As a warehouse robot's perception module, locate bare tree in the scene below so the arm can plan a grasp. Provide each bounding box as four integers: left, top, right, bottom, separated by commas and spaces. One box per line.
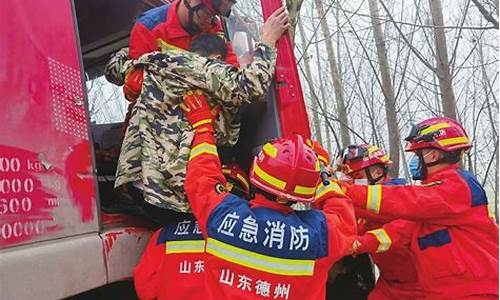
428, 0, 459, 120
368, 0, 401, 176
298, 16, 323, 144
286, 0, 305, 42
471, 0, 499, 28
314, 0, 351, 147
315, 30, 333, 154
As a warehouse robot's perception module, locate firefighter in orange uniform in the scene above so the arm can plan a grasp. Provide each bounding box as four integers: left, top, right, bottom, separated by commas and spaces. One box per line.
180, 91, 357, 300
346, 117, 499, 299
124, 0, 239, 121
338, 144, 425, 299
133, 163, 250, 300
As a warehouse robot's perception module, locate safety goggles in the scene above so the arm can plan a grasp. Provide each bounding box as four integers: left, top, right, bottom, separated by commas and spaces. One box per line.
340, 145, 368, 162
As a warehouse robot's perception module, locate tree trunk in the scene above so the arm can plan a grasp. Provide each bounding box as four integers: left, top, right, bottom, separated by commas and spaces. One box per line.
428, 0, 458, 120
316, 32, 333, 154
368, 0, 400, 176
297, 17, 323, 144
314, 0, 351, 147
286, 0, 304, 43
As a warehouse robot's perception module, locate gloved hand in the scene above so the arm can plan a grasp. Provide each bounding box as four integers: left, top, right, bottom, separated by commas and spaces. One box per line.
180, 90, 219, 133
349, 234, 378, 256
123, 69, 144, 102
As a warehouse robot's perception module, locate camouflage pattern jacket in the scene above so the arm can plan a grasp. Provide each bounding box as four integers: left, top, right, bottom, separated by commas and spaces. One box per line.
111, 43, 276, 212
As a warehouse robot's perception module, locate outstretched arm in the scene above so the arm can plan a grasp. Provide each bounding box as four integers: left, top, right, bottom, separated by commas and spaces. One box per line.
344, 172, 474, 223
130, 7, 289, 106
314, 179, 357, 262
353, 220, 416, 255
181, 91, 228, 236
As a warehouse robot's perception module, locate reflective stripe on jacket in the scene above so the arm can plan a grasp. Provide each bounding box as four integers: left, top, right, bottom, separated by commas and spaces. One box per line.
184, 131, 357, 300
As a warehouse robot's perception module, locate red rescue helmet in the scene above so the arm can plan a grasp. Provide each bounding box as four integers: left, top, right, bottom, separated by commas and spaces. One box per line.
340, 144, 391, 174
250, 134, 321, 203
305, 139, 331, 166
222, 163, 250, 198
404, 117, 471, 152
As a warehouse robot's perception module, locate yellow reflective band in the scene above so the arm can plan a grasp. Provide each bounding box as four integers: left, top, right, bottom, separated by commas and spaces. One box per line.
293, 184, 316, 196
315, 160, 321, 171
330, 181, 346, 195
366, 185, 382, 214
253, 163, 286, 190
315, 183, 329, 200
206, 238, 315, 276
380, 155, 390, 162
368, 228, 392, 253
166, 240, 206, 254
438, 136, 469, 147
420, 122, 450, 135
315, 181, 346, 199
262, 143, 278, 158
192, 119, 212, 128
486, 200, 496, 222
317, 154, 328, 164
367, 145, 378, 154
157, 39, 184, 52
189, 143, 218, 160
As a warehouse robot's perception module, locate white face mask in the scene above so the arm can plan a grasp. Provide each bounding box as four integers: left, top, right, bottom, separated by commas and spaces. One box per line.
353, 178, 369, 185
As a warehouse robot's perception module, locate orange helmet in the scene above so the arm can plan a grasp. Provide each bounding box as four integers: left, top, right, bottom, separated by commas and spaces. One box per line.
404, 117, 471, 152
250, 134, 321, 203
340, 144, 391, 175
222, 163, 250, 198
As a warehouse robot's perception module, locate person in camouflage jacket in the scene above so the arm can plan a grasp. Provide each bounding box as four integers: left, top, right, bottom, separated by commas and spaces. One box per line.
107, 7, 289, 213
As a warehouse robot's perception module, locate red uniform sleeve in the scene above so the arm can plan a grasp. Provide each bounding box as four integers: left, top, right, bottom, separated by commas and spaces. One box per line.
314, 180, 357, 262
346, 173, 472, 223
133, 230, 162, 300
355, 206, 392, 224
323, 196, 357, 262
129, 22, 159, 59
357, 218, 368, 235
184, 131, 228, 236
357, 220, 415, 255
125, 22, 160, 102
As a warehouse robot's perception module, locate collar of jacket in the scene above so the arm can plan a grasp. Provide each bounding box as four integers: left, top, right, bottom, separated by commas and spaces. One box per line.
423, 163, 460, 184
249, 193, 295, 215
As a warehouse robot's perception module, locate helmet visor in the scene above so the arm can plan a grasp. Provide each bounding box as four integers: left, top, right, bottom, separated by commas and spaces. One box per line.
404, 123, 436, 143
341, 145, 368, 163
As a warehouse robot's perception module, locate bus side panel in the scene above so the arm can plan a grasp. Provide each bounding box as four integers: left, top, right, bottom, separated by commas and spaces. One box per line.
0, 0, 98, 248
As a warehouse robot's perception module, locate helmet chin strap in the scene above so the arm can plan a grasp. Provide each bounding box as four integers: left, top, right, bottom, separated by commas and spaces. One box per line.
364, 165, 387, 185
417, 153, 429, 180
183, 0, 205, 35
418, 150, 460, 180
